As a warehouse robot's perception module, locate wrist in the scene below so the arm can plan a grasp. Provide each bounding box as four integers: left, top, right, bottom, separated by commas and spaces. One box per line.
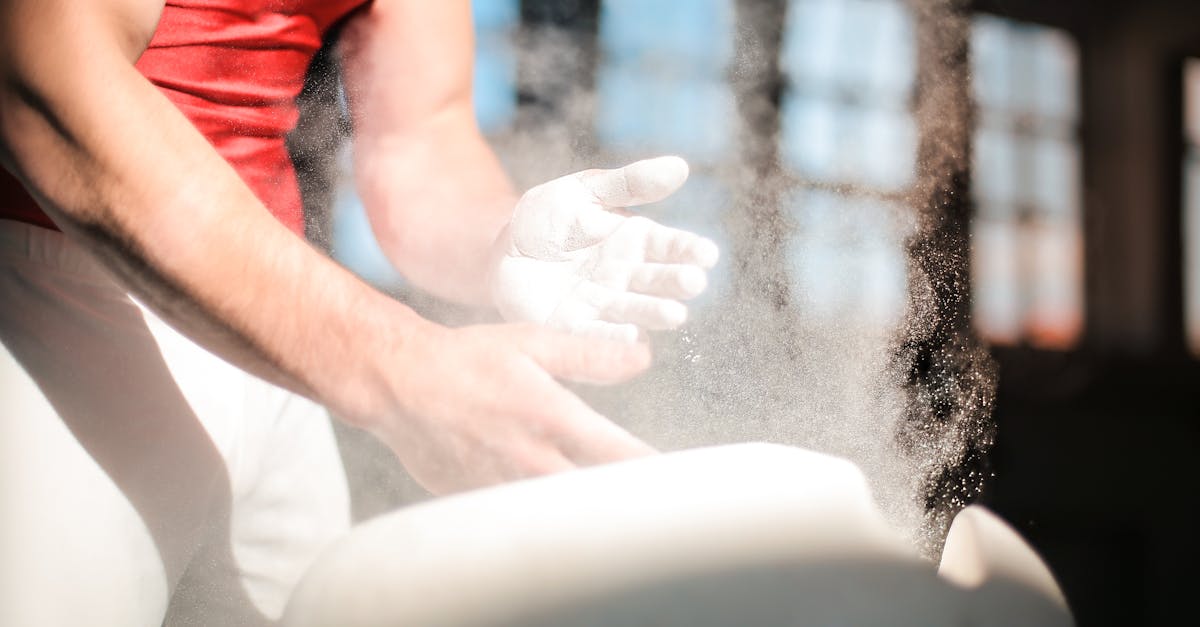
485, 221, 516, 312
326, 291, 447, 430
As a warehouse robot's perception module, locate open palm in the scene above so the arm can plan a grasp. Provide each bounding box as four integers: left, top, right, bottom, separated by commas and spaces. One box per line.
491, 157, 719, 341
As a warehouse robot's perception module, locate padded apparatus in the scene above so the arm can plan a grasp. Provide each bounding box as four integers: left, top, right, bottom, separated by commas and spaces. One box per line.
283, 443, 1072, 627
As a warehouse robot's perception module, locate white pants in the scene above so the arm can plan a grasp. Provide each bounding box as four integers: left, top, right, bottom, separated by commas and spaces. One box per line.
0, 220, 350, 626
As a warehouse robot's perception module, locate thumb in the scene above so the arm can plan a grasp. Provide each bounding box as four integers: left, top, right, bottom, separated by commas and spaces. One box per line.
517, 325, 652, 384
576, 156, 690, 208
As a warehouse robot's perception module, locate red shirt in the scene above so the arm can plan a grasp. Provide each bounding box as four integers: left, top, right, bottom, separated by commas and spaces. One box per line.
0, 0, 368, 235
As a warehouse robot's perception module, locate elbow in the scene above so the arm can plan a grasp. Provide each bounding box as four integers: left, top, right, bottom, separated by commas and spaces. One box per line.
0, 73, 96, 231
0, 0, 160, 178
361, 194, 482, 303
352, 152, 423, 276
0, 76, 73, 233
0, 77, 71, 169
0, 69, 41, 173
362, 198, 429, 279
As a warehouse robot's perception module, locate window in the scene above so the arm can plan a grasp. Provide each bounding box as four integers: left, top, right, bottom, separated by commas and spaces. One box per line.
780, 0, 916, 330
595, 0, 737, 306
970, 15, 1083, 349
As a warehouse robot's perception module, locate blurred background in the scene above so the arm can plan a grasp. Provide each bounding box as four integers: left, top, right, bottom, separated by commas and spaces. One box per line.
287, 0, 1200, 624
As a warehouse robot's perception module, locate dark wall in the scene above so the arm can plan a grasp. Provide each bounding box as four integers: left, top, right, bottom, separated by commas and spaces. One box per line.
971, 1, 1200, 624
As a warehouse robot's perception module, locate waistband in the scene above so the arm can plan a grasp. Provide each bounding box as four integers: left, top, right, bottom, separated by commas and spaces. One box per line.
0, 219, 119, 284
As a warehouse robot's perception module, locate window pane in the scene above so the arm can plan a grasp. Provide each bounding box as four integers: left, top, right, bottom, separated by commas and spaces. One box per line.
839, 0, 915, 100
783, 0, 915, 100
1033, 28, 1080, 123
857, 107, 917, 190
596, 0, 736, 161
971, 15, 1013, 113
973, 125, 1017, 207
1008, 24, 1044, 116
472, 0, 519, 132
1025, 218, 1084, 349
972, 215, 1022, 344
782, 0, 844, 87
595, 69, 735, 161
789, 191, 910, 329
780, 95, 839, 180
1031, 136, 1081, 220
600, 0, 734, 77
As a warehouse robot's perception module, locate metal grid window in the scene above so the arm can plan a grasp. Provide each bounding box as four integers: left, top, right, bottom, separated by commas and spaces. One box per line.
970, 15, 1083, 349
780, 0, 916, 330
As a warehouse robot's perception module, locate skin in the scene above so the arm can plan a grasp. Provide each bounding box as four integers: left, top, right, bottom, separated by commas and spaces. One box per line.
342, 1, 517, 305
0, 0, 655, 495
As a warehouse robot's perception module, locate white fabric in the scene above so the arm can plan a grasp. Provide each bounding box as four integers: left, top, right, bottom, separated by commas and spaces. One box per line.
0, 220, 350, 626
491, 156, 720, 342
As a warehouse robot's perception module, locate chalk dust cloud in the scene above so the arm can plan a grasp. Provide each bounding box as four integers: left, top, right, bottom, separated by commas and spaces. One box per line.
302, 0, 997, 557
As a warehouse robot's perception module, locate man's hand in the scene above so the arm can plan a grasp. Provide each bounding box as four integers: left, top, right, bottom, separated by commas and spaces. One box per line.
370, 323, 657, 494
490, 157, 720, 342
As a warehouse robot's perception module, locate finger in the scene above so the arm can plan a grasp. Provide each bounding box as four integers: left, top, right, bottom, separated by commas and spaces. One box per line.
514, 445, 577, 479
634, 217, 720, 268
628, 263, 709, 300
560, 319, 642, 344
518, 326, 651, 384
572, 281, 688, 329
597, 290, 688, 330
576, 156, 689, 207
453, 432, 577, 492
553, 405, 658, 466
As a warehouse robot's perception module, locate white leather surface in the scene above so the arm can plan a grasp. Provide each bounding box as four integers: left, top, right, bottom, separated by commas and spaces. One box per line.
284, 443, 1073, 627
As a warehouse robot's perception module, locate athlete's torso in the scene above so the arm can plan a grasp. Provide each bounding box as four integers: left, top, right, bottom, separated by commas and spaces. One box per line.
0, 0, 368, 234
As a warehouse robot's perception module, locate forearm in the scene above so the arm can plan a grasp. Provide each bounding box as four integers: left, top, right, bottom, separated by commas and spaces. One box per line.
353, 107, 515, 305
0, 12, 430, 425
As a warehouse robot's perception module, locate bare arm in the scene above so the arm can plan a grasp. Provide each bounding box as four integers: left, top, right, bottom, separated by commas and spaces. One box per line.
0, 0, 653, 492
340, 1, 720, 337
339, 0, 515, 306
0, 0, 427, 419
